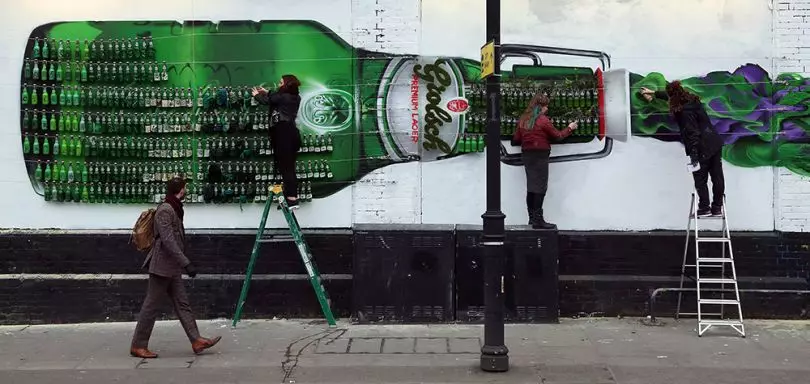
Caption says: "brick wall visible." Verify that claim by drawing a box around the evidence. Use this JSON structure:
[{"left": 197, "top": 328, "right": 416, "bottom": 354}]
[
  {"left": 2, "top": 229, "right": 809, "bottom": 325},
  {"left": 350, "top": 0, "right": 423, "bottom": 224},
  {"left": 775, "top": 0, "right": 810, "bottom": 232}
]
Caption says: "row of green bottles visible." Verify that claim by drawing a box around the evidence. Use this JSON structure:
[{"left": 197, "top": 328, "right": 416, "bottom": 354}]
[
  {"left": 84, "top": 136, "right": 195, "bottom": 159},
  {"left": 34, "top": 160, "right": 87, "bottom": 183},
  {"left": 23, "top": 59, "right": 167, "bottom": 84},
  {"left": 464, "top": 83, "right": 599, "bottom": 113},
  {"left": 22, "top": 84, "right": 192, "bottom": 109},
  {"left": 197, "top": 86, "right": 265, "bottom": 108},
  {"left": 22, "top": 134, "right": 86, "bottom": 156},
  {"left": 457, "top": 134, "right": 486, "bottom": 153},
  {"left": 43, "top": 181, "right": 185, "bottom": 204},
  {"left": 203, "top": 181, "right": 314, "bottom": 204},
  {"left": 550, "top": 116, "right": 600, "bottom": 137},
  {"left": 30, "top": 36, "right": 155, "bottom": 62},
  {"left": 85, "top": 161, "right": 193, "bottom": 184},
  {"left": 22, "top": 110, "right": 85, "bottom": 132},
  {"left": 295, "top": 159, "right": 334, "bottom": 180}
]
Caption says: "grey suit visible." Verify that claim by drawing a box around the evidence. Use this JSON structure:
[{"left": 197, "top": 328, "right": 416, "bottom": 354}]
[{"left": 131, "top": 203, "right": 200, "bottom": 348}]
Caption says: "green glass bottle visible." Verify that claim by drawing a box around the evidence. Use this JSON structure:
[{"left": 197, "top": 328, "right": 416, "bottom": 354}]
[
  {"left": 44, "top": 162, "right": 52, "bottom": 181},
  {"left": 81, "top": 63, "right": 87, "bottom": 82},
  {"left": 71, "top": 112, "right": 79, "bottom": 132},
  {"left": 21, "top": 85, "right": 29, "bottom": 105},
  {"left": 35, "top": 161, "right": 43, "bottom": 181},
  {"left": 30, "top": 86, "right": 38, "bottom": 105},
  {"left": 53, "top": 135, "right": 60, "bottom": 155},
  {"left": 41, "top": 87, "right": 49, "bottom": 105},
  {"left": 58, "top": 88, "right": 65, "bottom": 106},
  {"left": 40, "top": 62, "right": 47, "bottom": 81},
  {"left": 40, "top": 112, "right": 47, "bottom": 131},
  {"left": 75, "top": 137, "right": 83, "bottom": 156},
  {"left": 49, "top": 112, "right": 56, "bottom": 131},
  {"left": 42, "top": 39, "right": 49, "bottom": 59},
  {"left": 72, "top": 86, "right": 80, "bottom": 106},
  {"left": 32, "top": 38, "right": 40, "bottom": 59},
  {"left": 67, "top": 135, "right": 76, "bottom": 156},
  {"left": 32, "top": 61, "right": 39, "bottom": 80},
  {"left": 47, "top": 61, "right": 55, "bottom": 81},
  {"left": 82, "top": 39, "right": 89, "bottom": 61},
  {"left": 64, "top": 62, "right": 72, "bottom": 82},
  {"left": 22, "top": 135, "right": 31, "bottom": 154},
  {"left": 56, "top": 62, "right": 63, "bottom": 81},
  {"left": 32, "top": 135, "right": 40, "bottom": 155},
  {"left": 22, "top": 109, "right": 31, "bottom": 131},
  {"left": 24, "top": 59, "right": 31, "bottom": 79},
  {"left": 72, "top": 61, "right": 79, "bottom": 81},
  {"left": 49, "top": 87, "right": 56, "bottom": 106}
]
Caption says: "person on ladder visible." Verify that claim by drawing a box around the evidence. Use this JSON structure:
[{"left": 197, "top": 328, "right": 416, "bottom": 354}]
[
  {"left": 512, "top": 93, "right": 577, "bottom": 229},
  {"left": 252, "top": 74, "right": 303, "bottom": 209},
  {"left": 639, "top": 82, "right": 726, "bottom": 217}
]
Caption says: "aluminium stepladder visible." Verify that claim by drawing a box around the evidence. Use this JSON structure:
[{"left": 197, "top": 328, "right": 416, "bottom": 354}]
[
  {"left": 676, "top": 191, "right": 745, "bottom": 337},
  {"left": 231, "top": 184, "right": 336, "bottom": 327}
]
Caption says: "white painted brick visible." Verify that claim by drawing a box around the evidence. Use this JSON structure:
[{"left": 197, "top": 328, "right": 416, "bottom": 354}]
[{"left": 776, "top": 1, "right": 810, "bottom": 232}]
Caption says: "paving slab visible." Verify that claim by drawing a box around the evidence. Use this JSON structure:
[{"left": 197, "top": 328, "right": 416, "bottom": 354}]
[
  {"left": 381, "top": 337, "right": 414, "bottom": 354},
  {"left": 448, "top": 337, "right": 480, "bottom": 354},
  {"left": 315, "top": 337, "right": 350, "bottom": 353},
  {"left": 348, "top": 337, "right": 382, "bottom": 353},
  {"left": 415, "top": 337, "right": 448, "bottom": 354}
]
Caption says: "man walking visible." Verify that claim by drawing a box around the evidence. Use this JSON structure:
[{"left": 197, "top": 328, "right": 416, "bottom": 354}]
[{"left": 130, "top": 177, "right": 221, "bottom": 358}]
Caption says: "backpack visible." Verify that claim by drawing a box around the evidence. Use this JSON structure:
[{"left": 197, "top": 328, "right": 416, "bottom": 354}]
[{"left": 131, "top": 207, "right": 158, "bottom": 252}]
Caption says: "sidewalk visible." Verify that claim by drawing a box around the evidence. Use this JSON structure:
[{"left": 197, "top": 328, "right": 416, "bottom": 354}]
[{"left": 0, "top": 317, "right": 809, "bottom": 383}]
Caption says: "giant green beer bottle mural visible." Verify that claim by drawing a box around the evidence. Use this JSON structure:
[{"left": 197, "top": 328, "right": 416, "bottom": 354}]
[
  {"left": 18, "top": 19, "right": 625, "bottom": 205},
  {"left": 17, "top": 19, "right": 810, "bottom": 205}
]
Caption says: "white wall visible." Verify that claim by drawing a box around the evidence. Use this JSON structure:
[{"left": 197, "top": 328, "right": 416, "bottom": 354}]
[{"left": 0, "top": 0, "right": 801, "bottom": 231}]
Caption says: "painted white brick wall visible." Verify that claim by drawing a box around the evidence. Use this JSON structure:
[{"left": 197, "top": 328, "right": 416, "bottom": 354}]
[
  {"left": 350, "top": 0, "right": 422, "bottom": 224},
  {"left": 775, "top": 0, "right": 810, "bottom": 232}
]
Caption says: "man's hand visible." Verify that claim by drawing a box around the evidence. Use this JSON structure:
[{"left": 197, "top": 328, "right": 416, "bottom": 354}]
[
  {"left": 184, "top": 263, "right": 198, "bottom": 278},
  {"left": 568, "top": 122, "right": 578, "bottom": 130}
]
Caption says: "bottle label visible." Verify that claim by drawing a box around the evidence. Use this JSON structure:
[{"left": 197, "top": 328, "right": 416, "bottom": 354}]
[{"left": 376, "top": 56, "right": 467, "bottom": 162}]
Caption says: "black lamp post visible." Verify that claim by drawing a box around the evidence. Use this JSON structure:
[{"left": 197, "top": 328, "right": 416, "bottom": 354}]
[{"left": 479, "top": 0, "right": 509, "bottom": 373}]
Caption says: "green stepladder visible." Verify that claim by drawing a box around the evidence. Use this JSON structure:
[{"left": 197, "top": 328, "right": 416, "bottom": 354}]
[{"left": 232, "top": 184, "right": 337, "bottom": 327}]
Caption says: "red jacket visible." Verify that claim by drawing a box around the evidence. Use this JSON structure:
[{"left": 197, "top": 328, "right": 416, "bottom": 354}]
[{"left": 511, "top": 114, "right": 573, "bottom": 151}]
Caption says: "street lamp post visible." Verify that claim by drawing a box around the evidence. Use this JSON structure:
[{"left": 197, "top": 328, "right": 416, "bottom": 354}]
[{"left": 479, "top": 0, "right": 509, "bottom": 373}]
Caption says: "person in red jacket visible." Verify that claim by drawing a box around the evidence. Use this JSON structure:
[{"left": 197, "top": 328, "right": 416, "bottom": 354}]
[{"left": 512, "top": 93, "right": 577, "bottom": 229}]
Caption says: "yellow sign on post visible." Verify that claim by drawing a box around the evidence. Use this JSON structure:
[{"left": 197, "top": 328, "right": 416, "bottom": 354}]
[{"left": 480, "top": 40, "right": 495, "bottom": 79}]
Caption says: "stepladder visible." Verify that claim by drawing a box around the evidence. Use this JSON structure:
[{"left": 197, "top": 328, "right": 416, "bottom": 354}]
[
  {"left": 676, "top": 192, "right": 745, "bottom": 337},
  {"left": 232, "top": 184, "right": 337, "bottom": 327}
]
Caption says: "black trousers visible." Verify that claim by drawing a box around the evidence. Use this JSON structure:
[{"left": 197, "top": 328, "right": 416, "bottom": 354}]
[
  {"left": 271, "top": 121, "right": 302, "bottom": 198},
  {"left": 131, "top": 274, "right": 200, "bottom": 348},
  {"left": 523, "top": 149, "right": 550, "bottom": 213},
  {"left": 693, "top": 151, "right": 725, "bottom": 210}
]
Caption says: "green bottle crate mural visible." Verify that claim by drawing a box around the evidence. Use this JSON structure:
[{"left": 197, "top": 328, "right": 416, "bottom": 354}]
[{"left": 19, "top": 19, "right": 628, "bottom": 205}]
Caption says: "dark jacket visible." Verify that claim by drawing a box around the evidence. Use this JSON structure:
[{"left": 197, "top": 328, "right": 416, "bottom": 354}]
[
  {"left": 655, "top": 91, "right": 724, "bottom": 162},
  {"left": 511, "top": 114, "right": 573, "bottom": 151},
  {"left": 254, "top": 90, "right": 301, "bottom": 123},
  {"left": 141, "top": 203, "right": 189, "bottom": 277}
]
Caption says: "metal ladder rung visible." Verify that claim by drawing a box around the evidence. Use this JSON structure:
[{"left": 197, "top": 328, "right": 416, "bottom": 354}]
[
  {"left": 700, "top": 319, "right": 743, "bottom": 326},
  {"left": 698, "top": 278, "right": 737, "bottom": 284},
  {"left": 699, "top": 299, "right": 740, "bottom": 305},
  {"left": 258, "top": 235, "right": 295, "bottom": 243},
  {"left": 697, "top": 257, "right": 733, "bottom": 263},
  {"left": 696, "top": 238, "right": 731, "bottom": 243}
]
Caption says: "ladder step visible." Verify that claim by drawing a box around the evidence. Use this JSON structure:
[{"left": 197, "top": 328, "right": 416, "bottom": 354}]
[
  {"left": 258, "top": 236, "right": 295, "bottom": 243},
  {"left": 700, "top": 319, "right": 743, "bottom": 326},
  {"left": 698, "top": 278, "right": 738, "bottom": 284},
  {"left": 699, "top": 299, "right": 740, "bottom": 305},
  {"left": 697, "top": 257, "right": 733, "bottom": 263},
  {"left": 696, "top": 238, "right": 731, "bottom": 243}
]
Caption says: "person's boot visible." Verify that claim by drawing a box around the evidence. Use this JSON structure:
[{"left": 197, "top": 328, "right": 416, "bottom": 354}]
[
  {"left": 531, "top": 194, "right": 557, "bottom": 230},
  {"left": 527, "top": 205, "right": 536, "bottom": 226},
  {"left": 191, "top": 336, "right": 222, "bottom": 354}
]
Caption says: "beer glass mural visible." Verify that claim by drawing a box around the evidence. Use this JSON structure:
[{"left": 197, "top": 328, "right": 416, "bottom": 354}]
[{"left": 17, "top": 19, "right": 810, "bottom": 205}]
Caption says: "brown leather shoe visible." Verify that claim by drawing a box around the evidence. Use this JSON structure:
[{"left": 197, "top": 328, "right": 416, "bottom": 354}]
[
  {"left": 130, "top": 347, "right": 158, "bottom": 358},
  {"left": 191, "top": 336, "right": 222, "bottom": 354}
]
